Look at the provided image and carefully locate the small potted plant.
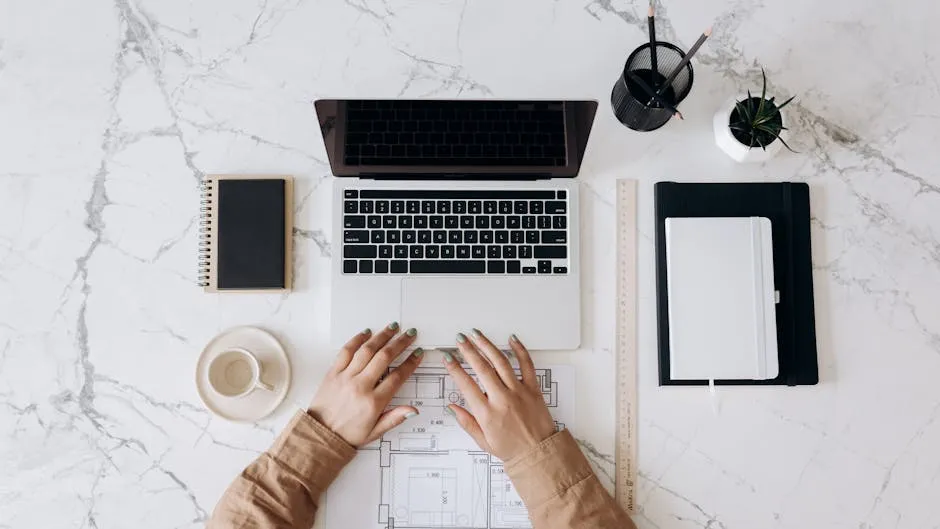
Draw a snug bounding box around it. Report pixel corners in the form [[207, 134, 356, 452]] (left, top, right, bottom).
[[713, 69, 795, 163]]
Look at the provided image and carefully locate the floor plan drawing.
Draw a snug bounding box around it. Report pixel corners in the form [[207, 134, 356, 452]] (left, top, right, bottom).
[[323, 363, 575, 529]]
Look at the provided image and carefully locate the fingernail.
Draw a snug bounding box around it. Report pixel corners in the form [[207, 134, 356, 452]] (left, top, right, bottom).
[[471, 328, 482, 337], [388, 321, 399, 330], [406, 328, 417, 337], [444, 406, 456, 416], [503, 349, 514, 358], [442, 351, 455, 363], [510, 334, 519, 342], [412, 347, 424, 358], [403, 411, 418, 419], [362, 328, 372, 335], [456, 333, 467, 343]]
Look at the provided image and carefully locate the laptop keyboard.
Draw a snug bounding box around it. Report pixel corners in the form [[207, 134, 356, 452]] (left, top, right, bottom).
[[342, 189, 570, 275], [343, 100, 567, 167]]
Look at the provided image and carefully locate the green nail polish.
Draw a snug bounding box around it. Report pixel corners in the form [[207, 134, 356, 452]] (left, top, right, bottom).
[[362, 328, 372, 335], [388, 321, 399, 330], [442, 351, 455, 363], [403, 411, 418, 419], [471, 328, 482, 337], [456, 333, 467, 343], [406, 328, 417, 337], [412, 347, 424, 358]]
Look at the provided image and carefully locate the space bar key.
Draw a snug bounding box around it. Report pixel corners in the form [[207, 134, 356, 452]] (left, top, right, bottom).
[[410, 260, 486, 274]]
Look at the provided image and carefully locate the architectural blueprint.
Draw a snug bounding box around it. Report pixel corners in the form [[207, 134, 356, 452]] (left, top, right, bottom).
[[323, 363, 575, 529]]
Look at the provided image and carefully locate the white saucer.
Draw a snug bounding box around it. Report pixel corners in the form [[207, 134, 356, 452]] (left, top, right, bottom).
[[196, 326, 292, 422]]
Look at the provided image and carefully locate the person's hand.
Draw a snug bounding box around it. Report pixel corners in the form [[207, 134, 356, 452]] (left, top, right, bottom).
[[308, 323, 425, 447], [442, 329, 556, 460]]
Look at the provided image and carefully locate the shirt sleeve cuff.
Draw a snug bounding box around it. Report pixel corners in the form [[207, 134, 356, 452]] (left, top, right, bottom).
[[268, 409, 358, 495], [503, 429, 594, 508]]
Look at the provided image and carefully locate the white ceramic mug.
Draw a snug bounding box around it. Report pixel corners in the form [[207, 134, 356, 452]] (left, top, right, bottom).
[[208, 347, 274, 398]]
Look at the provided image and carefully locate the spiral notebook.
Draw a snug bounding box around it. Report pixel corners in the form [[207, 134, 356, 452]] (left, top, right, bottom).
[[198, 175, 293, 292]]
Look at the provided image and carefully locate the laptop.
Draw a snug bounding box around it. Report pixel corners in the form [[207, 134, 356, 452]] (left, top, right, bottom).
[[315, 99, 598, 350]]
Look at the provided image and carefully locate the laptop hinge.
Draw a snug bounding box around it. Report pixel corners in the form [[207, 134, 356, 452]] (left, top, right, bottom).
[[362, 173, 552, 181]]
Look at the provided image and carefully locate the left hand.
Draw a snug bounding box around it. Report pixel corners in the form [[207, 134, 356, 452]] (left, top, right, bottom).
[[307, 322, 425, 447]]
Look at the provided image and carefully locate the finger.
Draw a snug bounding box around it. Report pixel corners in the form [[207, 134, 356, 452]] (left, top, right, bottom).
[[442, 349, 487, 412], [509, 333, 539, 390], [364, 406, 418, 444], [447, 404, 492, 453], [346, 321, 399, 375], [361, 328, 418, 383], [456, 332, 506, 395], [470, 328, 518, 388], [375, 347, 425, 400], [332, 328, 373, 373]]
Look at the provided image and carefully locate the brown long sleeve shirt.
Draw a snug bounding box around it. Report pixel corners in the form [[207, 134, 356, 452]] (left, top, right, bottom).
[[208, 411, 636, 529]]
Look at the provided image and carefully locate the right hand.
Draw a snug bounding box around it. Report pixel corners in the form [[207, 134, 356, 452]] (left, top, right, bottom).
[[442, 329, 557, 461]]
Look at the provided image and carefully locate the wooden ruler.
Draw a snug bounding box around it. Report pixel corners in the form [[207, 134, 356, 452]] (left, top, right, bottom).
[[615, 179, 639, 514]]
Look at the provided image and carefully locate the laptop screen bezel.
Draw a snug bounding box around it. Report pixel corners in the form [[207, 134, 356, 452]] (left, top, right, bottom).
[[314, 99, 597, 179]]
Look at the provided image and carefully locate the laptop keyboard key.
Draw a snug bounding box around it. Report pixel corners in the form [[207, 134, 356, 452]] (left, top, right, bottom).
[[538, 260, 552, 273], [534, 245, 567, 258], [344, 230, 369, 243], [488, 246, 500, 259], [426, 245, 440, 258], [468, 201, 482, 214], [391, 260, 408, 273], [495, 231, 509, 244], [487, 260, 506, 274], [344, 201, 358, 213], [422, 201, 434, 214], [418, 231, 432, 243], [437, 201, 451, 214], [507, 260, 521, 274], [379, 245, 392, 259], [411, 260, 485, 274], [525, 231, 539, 244], [519, 245, 533, 259], [545, 201, 566, 214], [375, 260, 389, 273], [507, 216, 520, 229], [403, 230, 416, 244], [461, 216, 474, 229], [359, 260, 373, 274], [395, 245, 408, 258], [441, 245, 455, 259], [411, 245, 424, 259], [457, 245, 471, 258], [431, 216, 444, 228], [553, 216, 566, 229], [387, 231, 401, 243], [541, 231, 567, 244], [472, 245, 485, 258], [475, 216, 490, 229], [499, 201, 513, 214], [492, 216, 505, 229], [538, 216, 552, 229], [371, 231, 385, 244], [454, 201, 467, 214], [344, 260, 357, 273], [484, 201, 498, 214], [522, 216, 536, 229], [553, 266, 568, 274], [368, 216, 381, 229], [481, 231, 494, 244], [406, 200, 420, 213], [445, 216, 459, 229], [433, 231, 447, 243], [514, 201, 527, 214], [465, 231, 478, 243], [399, 216, 413, 228], [344, 190, 359, 198], [503, 246, 517, 259], [511, 231, 524, 244], [344, 215, 366, 228], [449, 231, 462, 244], [376, 201, 390, 213], [345, 245, 377, 259], [530, 201, 543, 214], [415, 216, 428, 228], [391, 201, 405, 214], [523, 266, 537, 274], [360, 201, 374, 213]]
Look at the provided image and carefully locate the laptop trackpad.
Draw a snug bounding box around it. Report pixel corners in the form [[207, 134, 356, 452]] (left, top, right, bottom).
[[402, 277, 528, 348]]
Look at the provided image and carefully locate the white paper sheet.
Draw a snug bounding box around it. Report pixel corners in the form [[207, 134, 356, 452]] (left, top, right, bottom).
[[322, 363, 575, 529]]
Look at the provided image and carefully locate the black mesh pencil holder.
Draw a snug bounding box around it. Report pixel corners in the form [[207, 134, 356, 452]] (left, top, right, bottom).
[[611, 42, 694, 131]]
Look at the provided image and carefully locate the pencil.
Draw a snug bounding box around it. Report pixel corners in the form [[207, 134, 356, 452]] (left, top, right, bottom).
[[652, 27, 712, 101], [648, 4, 659, 90]]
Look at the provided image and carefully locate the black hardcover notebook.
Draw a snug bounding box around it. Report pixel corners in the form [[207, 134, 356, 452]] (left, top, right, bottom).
[[654, 182, 818, 386], [198, 175, 293, 292]]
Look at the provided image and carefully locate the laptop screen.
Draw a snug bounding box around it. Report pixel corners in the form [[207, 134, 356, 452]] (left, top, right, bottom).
[[315, 99, 597, 179]]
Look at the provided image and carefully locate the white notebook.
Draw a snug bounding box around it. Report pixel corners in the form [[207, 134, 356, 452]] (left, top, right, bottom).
[[665, 217, 779, 380]]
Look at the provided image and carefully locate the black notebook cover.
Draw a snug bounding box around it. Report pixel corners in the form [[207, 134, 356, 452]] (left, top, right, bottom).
[[654, 182, 819, 386], [198, 176, 292, 291]]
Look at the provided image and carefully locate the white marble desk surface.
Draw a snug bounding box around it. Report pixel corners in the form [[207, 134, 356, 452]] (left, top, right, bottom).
[[1, 1, 939, 528]]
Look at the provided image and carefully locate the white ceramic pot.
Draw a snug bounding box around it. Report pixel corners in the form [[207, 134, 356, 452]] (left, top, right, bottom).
[[713, 95, 787, 163]]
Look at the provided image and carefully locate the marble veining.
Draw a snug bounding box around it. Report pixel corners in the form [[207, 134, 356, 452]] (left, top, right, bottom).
[[1, 0, 939, 528]]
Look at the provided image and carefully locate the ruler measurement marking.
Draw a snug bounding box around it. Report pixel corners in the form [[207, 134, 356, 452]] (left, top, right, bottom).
[[615, 179, 638, 514]]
